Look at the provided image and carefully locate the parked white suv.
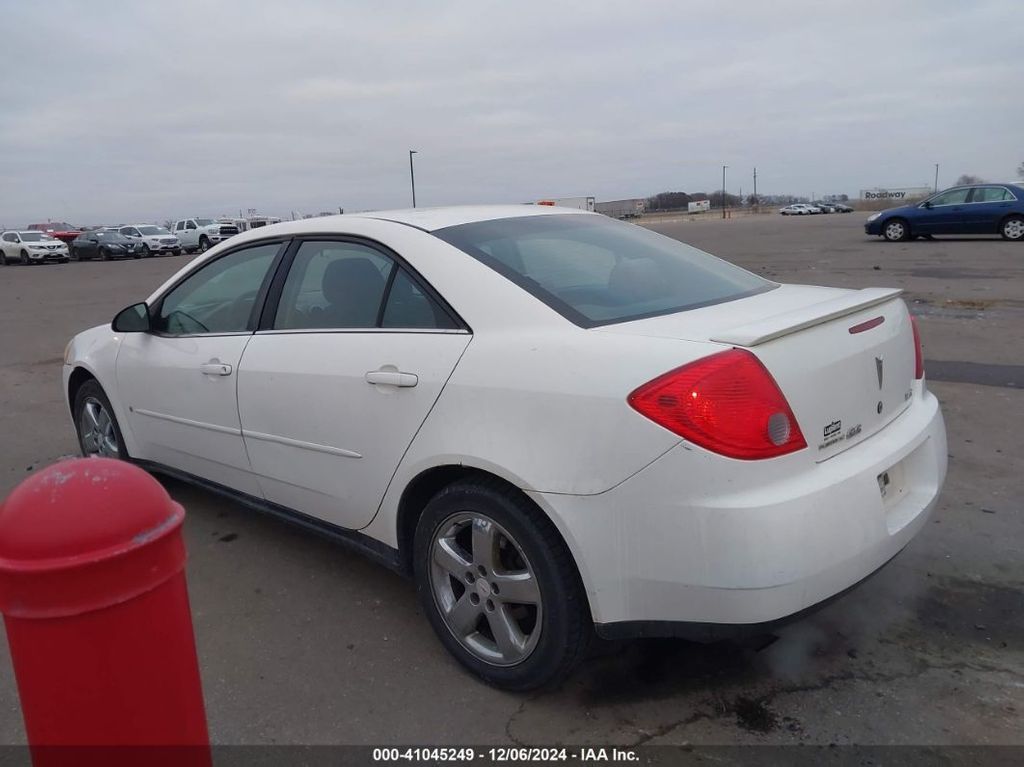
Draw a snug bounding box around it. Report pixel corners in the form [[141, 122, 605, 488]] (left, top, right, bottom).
[[171, 218, 240, 253], [118, 225, 182, 257], [1, 231, 70, 265]]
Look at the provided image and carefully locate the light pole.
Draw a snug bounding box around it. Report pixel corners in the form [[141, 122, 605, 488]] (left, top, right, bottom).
[[934, 163, 939, 193], [409, 150, 418, 208], [753, 166, 758, 208], [721, 165, 728, 219]]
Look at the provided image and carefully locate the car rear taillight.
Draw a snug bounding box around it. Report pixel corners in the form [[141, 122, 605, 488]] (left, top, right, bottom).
[[910, 315, 924, 380], [627, 349, 807, 460]]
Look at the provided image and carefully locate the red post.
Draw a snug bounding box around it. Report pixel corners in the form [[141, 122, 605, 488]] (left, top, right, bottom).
[[0, 458, 210, 767]]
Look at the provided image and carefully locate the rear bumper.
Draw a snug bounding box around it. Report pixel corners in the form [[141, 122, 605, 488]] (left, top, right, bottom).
[[531, 386, 946, 630]]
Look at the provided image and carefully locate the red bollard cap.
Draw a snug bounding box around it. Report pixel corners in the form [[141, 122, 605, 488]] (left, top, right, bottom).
[[0, 458, 186, 619]]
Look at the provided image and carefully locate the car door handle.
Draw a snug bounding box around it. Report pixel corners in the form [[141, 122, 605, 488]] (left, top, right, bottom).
[[199, 361, 233, 376], [365, 370, 418, 387]]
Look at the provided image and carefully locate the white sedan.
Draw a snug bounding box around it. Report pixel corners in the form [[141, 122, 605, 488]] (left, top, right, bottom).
[[1, 231, 70, 264], [62, 206, 947, 689], [779, 204, 820, 215]]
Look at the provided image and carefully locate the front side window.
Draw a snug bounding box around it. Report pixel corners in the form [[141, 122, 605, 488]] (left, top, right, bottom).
[[175, 221, 185, 231], [155, 243, 280, 335], [929, 189, 970, 206], [971, 187, 1013, 203], [186, 221, 197, 230], [434, 214, 774, 327]]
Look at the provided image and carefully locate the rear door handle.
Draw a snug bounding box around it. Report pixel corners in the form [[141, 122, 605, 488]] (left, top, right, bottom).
[[199, 361, 233, 376], [365, 370, 418, 387]]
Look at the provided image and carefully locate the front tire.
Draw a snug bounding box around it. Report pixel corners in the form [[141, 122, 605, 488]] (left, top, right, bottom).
[[883, 218, 910, 242], [198, 236, 210, 253], [73, 379, 127, 460], [413, 478, 590, 691], [20, 249, 29, 265], [1000, 215, 1024, 241], [139, 244, 150, 258]]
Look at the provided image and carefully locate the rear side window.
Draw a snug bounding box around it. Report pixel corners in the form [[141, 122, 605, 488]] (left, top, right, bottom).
[[274, 240, 459, 331], [971, 186, 1014, 203], [275, 241, 394, 329], [434, 214, 774, 327]]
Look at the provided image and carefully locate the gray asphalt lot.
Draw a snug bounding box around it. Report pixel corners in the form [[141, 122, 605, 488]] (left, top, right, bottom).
[[0, 213, 1021, 745]]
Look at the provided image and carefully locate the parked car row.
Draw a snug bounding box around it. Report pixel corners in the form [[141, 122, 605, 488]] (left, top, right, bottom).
[[779, 202, 853, 215], [2, 217, 248, 266], [866, 183, 1024, 242]]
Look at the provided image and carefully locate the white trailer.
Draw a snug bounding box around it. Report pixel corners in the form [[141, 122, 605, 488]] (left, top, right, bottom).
[[595, 198, 646, 219], [688, 200, 711, 214], [535, 196, 596, 212]]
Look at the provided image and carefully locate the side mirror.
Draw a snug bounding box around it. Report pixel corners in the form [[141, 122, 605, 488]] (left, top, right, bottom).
[[112, 302, 151, 333], [923, 201, 933, 209]]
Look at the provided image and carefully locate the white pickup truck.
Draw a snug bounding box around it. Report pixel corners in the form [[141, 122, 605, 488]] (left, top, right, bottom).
[[171, 218, 240, 253]]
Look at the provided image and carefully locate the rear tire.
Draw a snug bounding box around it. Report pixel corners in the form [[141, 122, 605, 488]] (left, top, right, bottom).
[[883, 218, 910, 242], [413, 477, 591, 691], [1000, 215, 1024, 241]]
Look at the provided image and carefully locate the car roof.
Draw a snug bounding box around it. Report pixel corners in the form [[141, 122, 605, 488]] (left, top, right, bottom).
[[351, 204, 589, 232]]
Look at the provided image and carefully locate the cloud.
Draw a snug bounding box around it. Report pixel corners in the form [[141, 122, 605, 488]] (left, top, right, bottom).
[[0, 0, 1020, 225]]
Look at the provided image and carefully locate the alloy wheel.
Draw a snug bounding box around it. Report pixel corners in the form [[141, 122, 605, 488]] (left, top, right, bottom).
[[429, 512, 543, 667], [78, 397, 120, 458]]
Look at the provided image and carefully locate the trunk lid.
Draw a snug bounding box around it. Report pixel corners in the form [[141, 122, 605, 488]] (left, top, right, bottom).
[[600, 284, 918, 461]]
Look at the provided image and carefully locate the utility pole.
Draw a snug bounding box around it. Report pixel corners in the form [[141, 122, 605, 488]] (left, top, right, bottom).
[[722, 165, 728, 219], [409, 150, 418, 208], [934, 163, 939, 193], [753, 167, 758, 208]]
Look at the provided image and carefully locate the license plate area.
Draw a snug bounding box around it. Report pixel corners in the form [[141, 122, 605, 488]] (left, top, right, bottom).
[[878, 461, 907, 505]]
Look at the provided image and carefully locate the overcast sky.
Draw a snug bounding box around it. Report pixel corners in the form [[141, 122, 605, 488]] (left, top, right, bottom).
[[1, 0, 1021, 226]]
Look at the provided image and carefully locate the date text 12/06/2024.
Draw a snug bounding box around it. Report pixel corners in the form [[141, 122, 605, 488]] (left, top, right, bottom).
[[372, 747, 640, 762]]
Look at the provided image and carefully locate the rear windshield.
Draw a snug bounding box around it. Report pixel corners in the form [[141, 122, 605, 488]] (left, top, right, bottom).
[[434, 214, 775, 327]]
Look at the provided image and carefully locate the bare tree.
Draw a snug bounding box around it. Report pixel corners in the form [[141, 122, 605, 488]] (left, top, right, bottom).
[[955, 174, 985, 186]]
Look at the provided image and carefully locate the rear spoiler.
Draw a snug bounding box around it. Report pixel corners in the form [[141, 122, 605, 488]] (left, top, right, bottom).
[[711, 287, 904, 347]]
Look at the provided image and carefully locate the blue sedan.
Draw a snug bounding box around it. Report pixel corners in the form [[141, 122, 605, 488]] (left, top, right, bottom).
[[865, 183, 1024, 242]]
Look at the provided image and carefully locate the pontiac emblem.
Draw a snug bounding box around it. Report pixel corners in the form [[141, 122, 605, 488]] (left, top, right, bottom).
[[875, 356, 884, 389]]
